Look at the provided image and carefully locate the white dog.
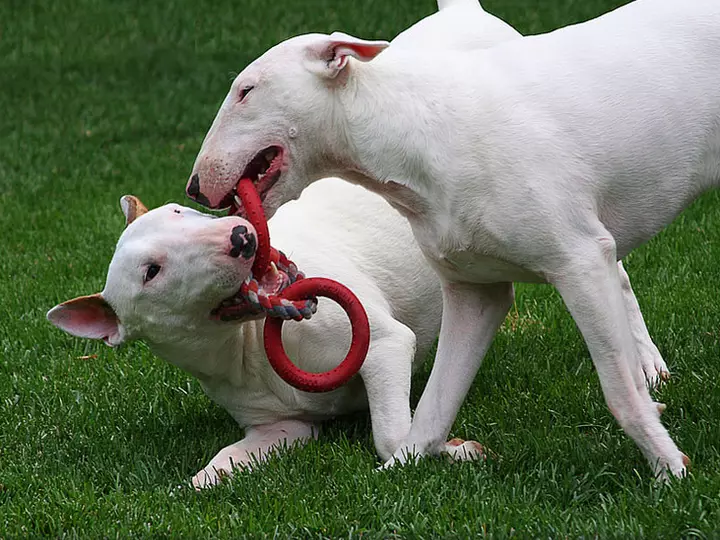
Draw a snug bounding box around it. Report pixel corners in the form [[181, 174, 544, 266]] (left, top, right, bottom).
[[48, 184, 456, 488], [187, 0, 718, 478]]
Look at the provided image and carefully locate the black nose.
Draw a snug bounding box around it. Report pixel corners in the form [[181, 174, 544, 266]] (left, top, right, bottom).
[[229, 225, 257, 259], [186, 173, 211, 207]]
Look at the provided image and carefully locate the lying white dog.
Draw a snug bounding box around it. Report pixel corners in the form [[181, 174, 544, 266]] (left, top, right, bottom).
[[48, 183, 455, 488], [187, 0, 718, 478]]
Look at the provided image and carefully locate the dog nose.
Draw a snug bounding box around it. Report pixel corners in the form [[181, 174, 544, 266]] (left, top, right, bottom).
[[186, 173, 211, 207], [229, 225, 257, 259]]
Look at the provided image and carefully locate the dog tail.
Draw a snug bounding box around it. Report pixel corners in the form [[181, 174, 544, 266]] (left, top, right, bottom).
[[437, 0, 484, 11]]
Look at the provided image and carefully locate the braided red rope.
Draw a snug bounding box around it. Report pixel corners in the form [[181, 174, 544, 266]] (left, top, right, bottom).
[[238, 248, 317, 321], [235, 178, 370, 393]]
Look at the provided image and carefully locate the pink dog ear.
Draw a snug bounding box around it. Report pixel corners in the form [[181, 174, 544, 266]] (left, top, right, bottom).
[[47, 293, 122, 346], [120, 195, 148, 226], [307, 32, 389, 79]]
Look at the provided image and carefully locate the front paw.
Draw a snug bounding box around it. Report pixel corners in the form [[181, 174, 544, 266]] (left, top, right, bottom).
[[378, 438, 487, 470], [192, 466, 227, 490], [191, 457, 251, 490], [378, 443, 425, 470]]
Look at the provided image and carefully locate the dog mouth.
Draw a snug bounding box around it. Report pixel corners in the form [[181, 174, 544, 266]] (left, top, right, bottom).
[[210, 265, 290, 322], [220, 145, 284, 217]]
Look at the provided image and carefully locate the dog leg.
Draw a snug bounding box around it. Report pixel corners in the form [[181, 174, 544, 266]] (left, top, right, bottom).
[[382, 281, 513, 467], [191, 419, 319, 489], [360, 317, 416, 461], [366, 315, 487, 464], [553, 235, 686, 479], [617, 261, 670, 389]]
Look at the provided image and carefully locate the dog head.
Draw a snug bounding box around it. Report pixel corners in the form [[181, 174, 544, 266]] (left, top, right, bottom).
[[47, 196, 271, 351], [185, 32, 389, 220]]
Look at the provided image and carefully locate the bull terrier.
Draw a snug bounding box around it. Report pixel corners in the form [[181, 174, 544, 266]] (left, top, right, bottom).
[[186, 0, 716, 478], [49, 181, 488, 488]]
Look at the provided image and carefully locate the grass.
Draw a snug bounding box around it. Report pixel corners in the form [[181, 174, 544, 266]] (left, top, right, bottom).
[[1, 0, 719, 536]]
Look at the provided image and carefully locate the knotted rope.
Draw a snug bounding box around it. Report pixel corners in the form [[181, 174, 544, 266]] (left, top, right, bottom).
[[239, 249, 317, 321]]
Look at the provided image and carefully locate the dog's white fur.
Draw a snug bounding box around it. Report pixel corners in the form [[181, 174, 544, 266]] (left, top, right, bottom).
[[188, 0, 719, 478], [48, 182, 451, 488]]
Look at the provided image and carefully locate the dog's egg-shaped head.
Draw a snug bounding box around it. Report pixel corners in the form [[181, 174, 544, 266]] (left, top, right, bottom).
[[47, 197, 258, 350]]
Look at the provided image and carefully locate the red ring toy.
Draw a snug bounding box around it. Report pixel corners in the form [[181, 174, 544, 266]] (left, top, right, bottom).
[[235, 178, 370, 393], [236, 178, 272, 279], [263, 277, 370, 393]]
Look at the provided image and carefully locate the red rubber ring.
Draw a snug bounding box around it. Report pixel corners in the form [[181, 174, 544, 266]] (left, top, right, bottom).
[[263, 277, 371, 393], [236, 178, 271, 279]]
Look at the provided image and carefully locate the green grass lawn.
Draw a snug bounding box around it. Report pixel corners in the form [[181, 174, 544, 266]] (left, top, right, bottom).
[[2, 0, 719, 536]]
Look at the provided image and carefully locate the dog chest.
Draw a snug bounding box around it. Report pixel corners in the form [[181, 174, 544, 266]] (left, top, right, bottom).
[[427, 249, 545, 284]]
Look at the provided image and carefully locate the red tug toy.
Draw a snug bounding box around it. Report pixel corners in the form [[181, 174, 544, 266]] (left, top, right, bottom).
[[235, 178, 370, 393]]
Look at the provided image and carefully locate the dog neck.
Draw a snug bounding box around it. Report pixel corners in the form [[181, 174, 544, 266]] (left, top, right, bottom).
[[145, 319, 262, 386], [324, 53, 460, 220]]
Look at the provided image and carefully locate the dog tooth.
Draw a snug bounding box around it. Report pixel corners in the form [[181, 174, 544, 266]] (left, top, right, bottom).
[[233, 194, 243, 207], [269, 261, 279, 278]]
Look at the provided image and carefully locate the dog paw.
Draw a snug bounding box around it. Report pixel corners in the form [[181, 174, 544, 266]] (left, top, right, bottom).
[[443, 438, 486, 463], [378, 438, 487, 470], [378, 445, 422, 470], [191, 467, 227, 490], [191, 458, 251, 490], [639, 344, 670, 389], [653, 452, 690, 483]]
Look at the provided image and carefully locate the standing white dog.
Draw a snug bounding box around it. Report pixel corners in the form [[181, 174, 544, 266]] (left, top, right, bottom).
[[187, 0, 719, 478]]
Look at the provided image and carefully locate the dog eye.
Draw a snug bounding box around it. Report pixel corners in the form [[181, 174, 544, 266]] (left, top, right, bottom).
[[239, 85, 254, 102], [144, 264, 161, 283]]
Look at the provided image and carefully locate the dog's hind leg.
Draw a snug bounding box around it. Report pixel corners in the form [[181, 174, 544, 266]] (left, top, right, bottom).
[[552, 232, 686, 479], [617, 261, 670, 390], [191, 419, 319, 489], [382, 281, 513, 467]]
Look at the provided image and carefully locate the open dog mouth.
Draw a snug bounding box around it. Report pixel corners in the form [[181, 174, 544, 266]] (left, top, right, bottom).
[[220, 145, 284, 217], [210, 264, 290, 322]]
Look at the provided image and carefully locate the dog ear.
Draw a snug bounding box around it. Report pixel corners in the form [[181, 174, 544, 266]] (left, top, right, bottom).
[[47, 293, 123, 347], [120, 195, 148, 226], [305, 32, 389, 79]]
